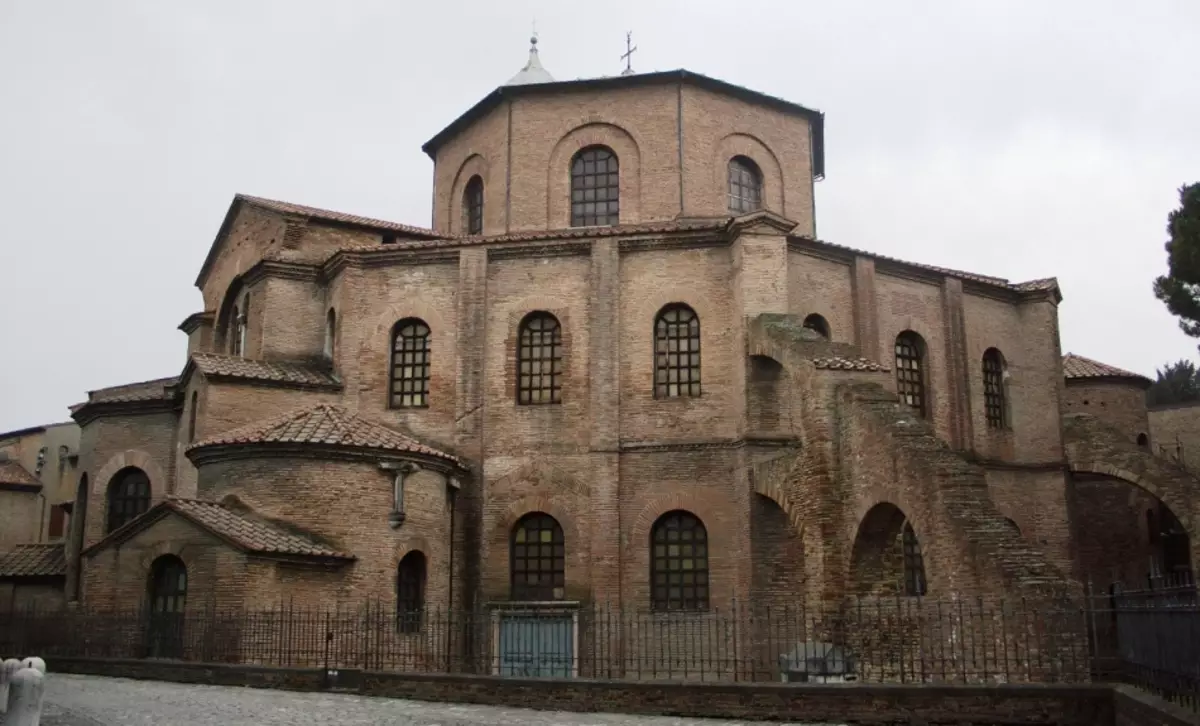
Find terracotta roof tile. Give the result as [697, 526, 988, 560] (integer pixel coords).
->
[1012, 277, 1059, 292]
[189, 404, 464, 467]
[191, 353, 340, 389]
[87, 376, 179, 404]
[239, 194, 441, 239]
[0, 543, 65, 577]
[0, 461, 40, 488]
[165, 499, 353, 560]
[1063, 353, 1150, 382]
[813, 356, 891, 372]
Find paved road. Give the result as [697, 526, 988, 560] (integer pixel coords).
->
[41, 674, 843, 725]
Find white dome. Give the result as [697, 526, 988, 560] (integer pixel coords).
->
[505, 36, 555, 86]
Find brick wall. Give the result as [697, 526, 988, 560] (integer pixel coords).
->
[1063, 381, 1151, 447]
[1149, 401, 1200, 470]
[0, 579, 65, 611]
[0, 490, 41, 549]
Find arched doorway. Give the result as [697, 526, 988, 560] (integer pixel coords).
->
[146, 555, 187, 658]
[850, 503, 927, 597]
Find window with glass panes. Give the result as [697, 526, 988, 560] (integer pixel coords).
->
[391, 320, 431, 408]
[396, 551, 426, 633]
[651, 511, 709, 611]
[654, 305, 701, 398]
[510, 513, 565, 601]
[902, 522, 927, 596]
[107, 467, 151, 533]
[517, 313, 563, 404]
[463, 176, 483, 235]
[983, 348, 1006, 429]
[894, 332, 927, 417]
[570, 147, 619, 227]
[149, 555, 187, 613]
[727, 156, 762, 214]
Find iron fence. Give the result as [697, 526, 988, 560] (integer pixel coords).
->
[2, 595, 1095, 685]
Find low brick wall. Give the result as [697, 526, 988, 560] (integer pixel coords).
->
[1114, 684, 1200, 726]
[45, 656, 1178, 725]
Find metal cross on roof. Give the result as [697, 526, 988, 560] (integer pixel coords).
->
[620, 31, 637, 76]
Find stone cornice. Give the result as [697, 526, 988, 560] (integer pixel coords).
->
[72, 398, 181, 428]
[617, 233, 728, 253]
[322, 248, 460, 279]
[177, 311, 215, 334]
[487, 241, 591, 261]
[619, 436, 800, 453]
[186, 441, 467, 475]
[241, 259, 321, 287]
[786, 238, 854, 266]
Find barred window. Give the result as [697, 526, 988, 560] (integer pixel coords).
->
[654, 304, 701, 398]
[901, 521, 927, 596]
[982, 348, 1007, 429]
[511, 513, 565, 601]
[324, 308, 336, 360]
[517, 312, 563, 405]
[802, 313, 830, 339]
[894, 331, 927, 418]
[651, 511, 709, 611]
[396, 551, 426, 633]
[570, 146, 619, 227]
[107, 467, 151, 533]
[149, 555, 187, 614]
[727, 156, 762, 215]
[463, 175, 483, 235]
[391, 319, 431, 408]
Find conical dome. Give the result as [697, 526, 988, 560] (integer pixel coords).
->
[505, 35, 555, 86]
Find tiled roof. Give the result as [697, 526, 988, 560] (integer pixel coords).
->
[0, 461, 40, 488]
[813, 356, 891, 372]
[166, 499, 353, 560]
[189, 404, 464, 467]
[190, 353, 341, 389]
[1063, 353, 1150, 383]
[1011, 277, 1059, 292]
[0, 543, 66, 577]
[239, 194, 442, 239]
[86, 376, 179, 404]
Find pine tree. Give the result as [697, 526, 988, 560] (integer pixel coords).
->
[1153, 183, 1200, 341]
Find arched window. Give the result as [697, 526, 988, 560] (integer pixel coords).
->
[1137, 433, 1149, 448]
[187, 392, 198, 443]
[901, 521, 927, 596]
[570, 146, 619, 227]
[107, 467, 151, 533]
[148, 555, 187, 614]
[982, 348, 1007, 429]
[463, 175, 484, 235]
[510, 513, 565, 601]
[802, 313, 830, 339]
[390, 319, 431, 408]
[517, 312, 563, 405]
[396, 551, 426, 633]
[654, 304, 701, 399]
[231, 294, 249, 357]
[727, 156, 763, 215]
[229, 304, 241, 356]
[894, 331, 927, 418]
[651, 511, 709, 611]
[324, 308, 336, 360]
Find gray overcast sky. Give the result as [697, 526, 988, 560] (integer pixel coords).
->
[1, 1, 1197, 432]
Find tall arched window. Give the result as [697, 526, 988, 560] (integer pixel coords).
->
[727, 156, 763, 215]
[391, 319, 431, 408]
[894, 331, 927, 418]
[654, 304, 701, 399]
[107, 467, 151, 533]
[802, 313, 830, 339]
[982, 348, 1007, 429]
[651, 511, 709, 611]
[517, 312, 563, 405]
[463, 175, 484, 235]
[510, 513, 565, 601]
[324, 308, 337, 360]
[570, 146, 619, 227]
[149, 555, 187, 614]
[901, 521, 927, 596]
[231, 294, 249, 357]
[187, 392, 198, 443]
[396, 551, 426, 633]
[229, 304, 242, 356]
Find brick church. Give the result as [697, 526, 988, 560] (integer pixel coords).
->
[5, 38, 1196, 656]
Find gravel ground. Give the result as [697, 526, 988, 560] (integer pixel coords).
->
[39, 674, 845, 725]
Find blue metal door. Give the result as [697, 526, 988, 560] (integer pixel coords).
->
[498, 614, 573, 678]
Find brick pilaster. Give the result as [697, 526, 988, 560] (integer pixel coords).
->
[588, 239, 622, 606]
[851, 257, 880, 361]
[940, 277, 973, 451]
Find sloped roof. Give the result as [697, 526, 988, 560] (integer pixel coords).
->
[189, 353, 341, 390]
[813, 356, 890, 372]
[86, 376, 179, 404]
[0, 543, 65, 577]
[0, 460, 40, 488]
[187, 404, 464, 468]
[83, 498, 353, 561]
[238, 195, 441, 239]
[1063, 353, 1151, 385]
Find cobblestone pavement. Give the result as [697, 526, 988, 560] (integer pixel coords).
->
[41, 674, 844, 725]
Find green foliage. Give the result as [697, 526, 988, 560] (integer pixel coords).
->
[1154, 183, 1200, 340]
[1146, 359, 1200, 407]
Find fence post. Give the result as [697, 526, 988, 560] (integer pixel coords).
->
[5, 667, 44, 726]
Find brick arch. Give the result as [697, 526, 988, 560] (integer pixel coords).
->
[490, 459, 589, 498]
[849, 501, 925, 596]
[547, 122, 642, 228]
[1068, 460, 1194, 535]
[95, 450, 168, 522]
[392, 536, 432, 567]
[137, 539, 201, 574]
[449, 153, 491, 235]
[364, 302, 454, 407]
[629, 492, 725, 550]
[714, 132, 785, 215]
[492, 495, 580, 550]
